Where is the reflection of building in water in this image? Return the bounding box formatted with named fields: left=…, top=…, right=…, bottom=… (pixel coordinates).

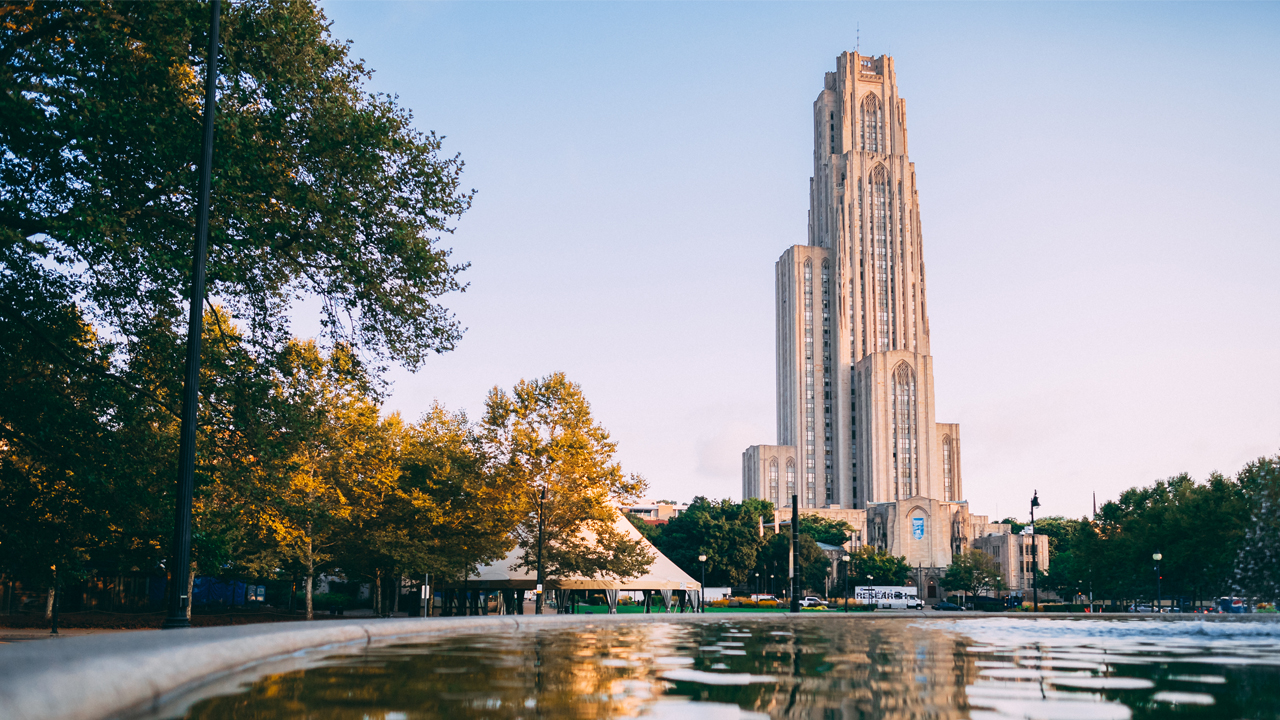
left=742, top=52, right=1043, bottom=596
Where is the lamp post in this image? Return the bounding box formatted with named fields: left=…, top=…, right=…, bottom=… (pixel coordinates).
left=535, top=485, right=546, bottom=615
left=842, top=554, right=851, bottom=612
left=698, top=554, right=707, bottom=613
left=770, top=574, right=775, bottom=595
left=1030, top=491, right=1041, bottom=613
left=1152, top=552, right=1163, bottom=612
left=162, top=0, right=221, bottom=631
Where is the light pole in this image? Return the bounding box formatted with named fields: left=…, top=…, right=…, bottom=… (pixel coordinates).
left=1152, top=552, right=1163, bottom=612
left=536, top=485, right=546, bottom=614
left=1030, top=491, right=1041, bottom=613
left=162, top=0, right=221, bottom=632
left=770, top=574, right=775, bottom=595
left=842, top=554, right=851, bottom=612
left=698, top=554, right=707, bottom=613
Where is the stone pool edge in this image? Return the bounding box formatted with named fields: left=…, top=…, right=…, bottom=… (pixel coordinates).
left=0, top=612, right=772, bottom=720
left=2, top=611, right=1274, bottom=720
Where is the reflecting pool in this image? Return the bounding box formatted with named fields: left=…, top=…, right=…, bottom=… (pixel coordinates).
left=173, top=617, right=1280, bottom=719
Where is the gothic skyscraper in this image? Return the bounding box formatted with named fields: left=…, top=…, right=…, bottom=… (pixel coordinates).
left=744, top=52, right=1001, bottom=577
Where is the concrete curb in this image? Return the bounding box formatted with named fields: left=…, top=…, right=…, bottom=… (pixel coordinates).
left=0, top=613, right=739, bottom=720
left=1, top=611, right=1273, bottom=720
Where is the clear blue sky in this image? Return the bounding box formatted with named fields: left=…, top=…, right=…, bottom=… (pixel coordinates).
left=311, top=1, right=1280, bottom=521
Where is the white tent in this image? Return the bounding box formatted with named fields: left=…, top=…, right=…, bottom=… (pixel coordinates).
left=462, top=508, right=701, bottom=609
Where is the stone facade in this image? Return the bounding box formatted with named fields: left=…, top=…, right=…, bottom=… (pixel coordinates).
left=742, top=51, right=1036, bottom=583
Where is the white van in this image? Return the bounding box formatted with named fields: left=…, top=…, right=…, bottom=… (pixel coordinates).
left=853, top=586, right=923, bottom=610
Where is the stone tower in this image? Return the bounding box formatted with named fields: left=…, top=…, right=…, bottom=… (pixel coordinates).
left=744, top=52, right=989, bottom=574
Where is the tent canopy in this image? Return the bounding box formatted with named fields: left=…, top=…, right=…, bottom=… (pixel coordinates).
left=461, top=508, right=700, bottom=592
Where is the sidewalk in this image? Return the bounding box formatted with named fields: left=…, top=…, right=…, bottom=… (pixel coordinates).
left=0, top=627, right=155, bottom=643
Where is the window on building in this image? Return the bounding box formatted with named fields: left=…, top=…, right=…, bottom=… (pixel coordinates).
left=860, top=93, right=883, bottom=154
left=942, top=435, right=954, bottom=501
left=871, top=165, right=892, bottom=352
left=786, top=460, right=796, bottom=506
left=769, top=459, right=779, bottom=505
left=891, top=362, right=918, bottom=499
left=803, top=260, right=816, bottom=508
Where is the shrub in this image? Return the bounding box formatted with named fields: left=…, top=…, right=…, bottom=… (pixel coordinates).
left=709, top=599, right=731, bottom=608
left=758, top=600, right=778, bottom=609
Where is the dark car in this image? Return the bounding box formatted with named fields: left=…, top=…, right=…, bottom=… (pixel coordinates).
left=933, top=601, right=964, bottom=611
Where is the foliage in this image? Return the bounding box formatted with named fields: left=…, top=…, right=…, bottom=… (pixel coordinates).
left=1234, top=456, right=1280, bottom=599
left=845, top=546, right=912, bottom=587
left=941, top=550, right=1006, bottom=597
left=481, top=372, right=651, bottom=583
left=652, top=496, right=770, bottom=586
left=759, top=531, right=831, bottom=594
left=798, top=515, right=856, bottom=547
left=1, top=0, right=471, bottom=368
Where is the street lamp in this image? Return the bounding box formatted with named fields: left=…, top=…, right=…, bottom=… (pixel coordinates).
left=770, top=574, right=775, bottom=595
left=1030, top=491, right=1041, bottom=613
left=1152, top=552, right=1163, bottom=612
left=698, top=554, right=707, bottom=613
left=162, top=0, right=222, bottom=632
left=842, top=554, right=851, bottom=612
left=755, top=571, right=760, bottom=596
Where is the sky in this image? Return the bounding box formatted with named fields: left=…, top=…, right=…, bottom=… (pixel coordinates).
left=309, top=1, right=1280, bottom=522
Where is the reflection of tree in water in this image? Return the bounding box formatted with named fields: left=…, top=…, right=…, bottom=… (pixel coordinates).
left=182, top=621, right=976, bottom=720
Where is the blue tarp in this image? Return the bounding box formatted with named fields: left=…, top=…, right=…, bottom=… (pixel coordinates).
left=192, top=577, right=247, bottom=606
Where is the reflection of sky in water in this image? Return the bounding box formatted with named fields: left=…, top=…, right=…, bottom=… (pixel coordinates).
left=173, top=618, right=1280, bottom=719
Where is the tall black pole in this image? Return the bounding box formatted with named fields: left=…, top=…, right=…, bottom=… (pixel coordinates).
left=1030, top=490, right=1040, bottom=614
left=535, top=485, right=546, bottom=614
left=790, top=495, right=800, bottom=613
left=162, top=0, right=220, bottom=631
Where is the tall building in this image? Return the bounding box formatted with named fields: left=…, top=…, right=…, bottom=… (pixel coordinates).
left=743, top=52, right=1021, bottom=590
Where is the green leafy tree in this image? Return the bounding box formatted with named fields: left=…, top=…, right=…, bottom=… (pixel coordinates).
left=654, top=497, right=769, bottom=587
left=759, top=532, right=830, bottom=595
left=798, top=515, right=856, bottom=547
left=1234, top=455, right=1280, bottom=600
left=846, top=546, right=912, bottom=587
left=1, top=0, right=471, bottom=367
left=481, top=373, right=652, bottom=599
left=941, top=550, right=1005, bottom=600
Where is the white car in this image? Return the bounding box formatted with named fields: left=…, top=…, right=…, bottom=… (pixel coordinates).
left=799, top=596, right=828, bottom=608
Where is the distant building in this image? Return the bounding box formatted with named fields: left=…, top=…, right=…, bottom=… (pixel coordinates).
left=741, top=51, right=1044, bottom=597
left=971, top=528, right=1051, bottom=595
left=623, top=501, right=689, bottom=526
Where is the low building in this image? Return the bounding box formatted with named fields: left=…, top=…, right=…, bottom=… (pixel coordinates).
left=971, top=527, right=1051, bottom=595
left=623, top=501, right=690, bottom=526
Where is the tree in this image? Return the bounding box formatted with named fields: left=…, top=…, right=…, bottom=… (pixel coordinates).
left=1, top=1, right=472, bottom=369
left=798, top=515, right=856, bottom=547
left=1235, top=455, right=1280, bottom=601
left=846, top=546, right=911, bottom=587
left=759, top=532, right=830, bottom=595
left=386, top=405, right=525, bottom=595
left=481, top=373, right=652, bottom=598
left=941, top=550, right=1005, bottom=600
left=654, top=497, right=769, bottom=587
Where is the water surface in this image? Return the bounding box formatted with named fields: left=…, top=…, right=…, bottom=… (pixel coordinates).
left=175, top=617, right=1280, bottom=719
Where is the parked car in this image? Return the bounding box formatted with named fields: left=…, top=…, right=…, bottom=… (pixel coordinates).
left=751, top=594, right=778, bottom=603
left=799, top=596, right=828, bottom=608
left=933, top=601, right=964, bottom=611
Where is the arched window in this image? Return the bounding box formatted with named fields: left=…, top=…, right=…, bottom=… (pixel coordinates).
left=769, top=459, right=779, bottom=505
left=803, top=260, right=815, bottom=508
left=785, top=460, right=796, bottom=506
left=942, top=435, right=954, bottom=501
left=871, top=165, right=891, bottom=352
left=891, top=362, right=918, bottom=499
left=860, top=93, right=884, bottom=154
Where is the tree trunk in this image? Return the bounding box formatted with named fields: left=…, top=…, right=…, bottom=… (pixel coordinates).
left=45, top=586, right=54, bottom=619
left=187, top=563, right=196, bottom=621
left=305, top=540, right=315, bottom=621
left=375, top=568, right=383, bottom=617
left=393, top=576, right=401, bottom=614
